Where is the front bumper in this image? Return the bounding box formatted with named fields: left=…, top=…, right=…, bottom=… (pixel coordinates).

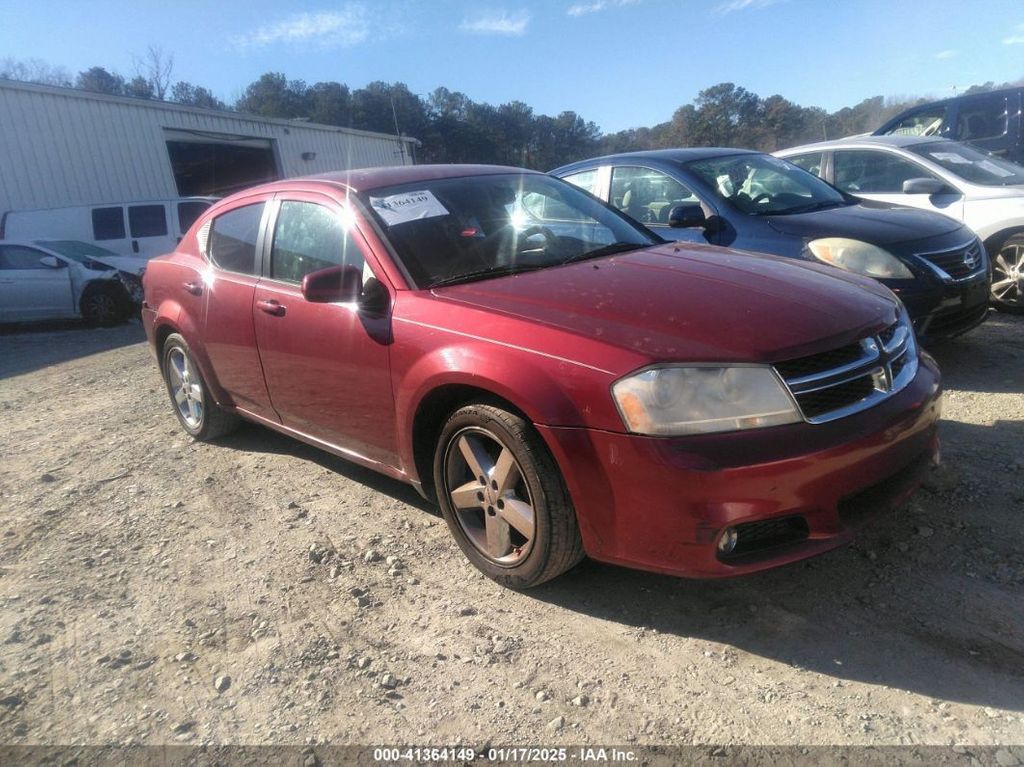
left=895, top=271, right=990, bottom=338
left=537, top=354, right=942, bottom=579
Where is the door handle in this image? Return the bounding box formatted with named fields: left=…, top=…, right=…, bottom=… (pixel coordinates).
left=132, top=240, right=139, bottom=254
left=182, top=281, right=202, bottom=296
left=256, top=299, right=286, bottom=316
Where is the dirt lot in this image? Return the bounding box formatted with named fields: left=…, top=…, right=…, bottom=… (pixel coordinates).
left=0, top=313, right=1022, bottom=752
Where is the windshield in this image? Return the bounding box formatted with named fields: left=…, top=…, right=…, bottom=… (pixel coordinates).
left=360, top=173, right=658, bottom=288
left=36, top=240, right=120, bottom=262
left=686, top=153, right=849, bottom=215
left=908, top=141, right=1024, bottom=187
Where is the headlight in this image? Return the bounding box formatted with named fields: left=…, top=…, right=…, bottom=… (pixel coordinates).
left=806, top=238, right=913, bottom=279
left=611, top=366, right=802, bottom=436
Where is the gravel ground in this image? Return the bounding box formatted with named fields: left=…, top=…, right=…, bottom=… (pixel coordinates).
left=0, top=313, right=1022, bottom=751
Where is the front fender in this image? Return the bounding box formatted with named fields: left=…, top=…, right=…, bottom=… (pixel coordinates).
left=394, top=338, right=619, bottom=482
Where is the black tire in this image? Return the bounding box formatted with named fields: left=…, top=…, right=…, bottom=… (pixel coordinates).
left=990, top=233, right=1024, bottom=314
left=433, top=403, right=585, bottom=589
left=81, top=284, right=127, bottom=326
left=161, top=333, right=239, bottom=441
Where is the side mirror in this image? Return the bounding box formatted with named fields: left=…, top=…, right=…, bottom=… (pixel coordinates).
left=301, top=265, right=362, bottom=303
left=668, top=203, right=707, bottom=229
left=902, top=178, right=947, bottom=195
left=39, top=256, right=65, bottom=269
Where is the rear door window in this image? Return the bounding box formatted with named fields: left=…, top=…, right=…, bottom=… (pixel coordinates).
left=562, top=169, right=601, bottom=197
left=208, top=203, right=265, bottom=275
left=128, top=204, right=169, bottom=238
left=92, top=207, right=126, bottom=241
left=786, top=152, right=825, bottom=177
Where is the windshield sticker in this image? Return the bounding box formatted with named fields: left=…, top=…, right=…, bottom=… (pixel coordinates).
left=976, top=160, right=1014, bottom=177
left=929, top=152, right=971, bottom=164
left=369, top=190, right=449, bottom=226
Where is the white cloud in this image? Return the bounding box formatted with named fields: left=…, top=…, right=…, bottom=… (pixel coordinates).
left=934, top=49, right=958, bottom=60
left=459, top=9, right=531, bottom=35
left=714, top=0, right=783, bottom=14
left=567, top=0, right=640, bottom=17
left=1003, top=24, right=1024, bottom=45
left=232, top=7, right=370, bottom=49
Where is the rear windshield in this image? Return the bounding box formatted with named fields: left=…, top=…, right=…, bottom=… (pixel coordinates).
left=359, top=173, right=657, bottom=288
left=908, top=141, right=1024, bottom=186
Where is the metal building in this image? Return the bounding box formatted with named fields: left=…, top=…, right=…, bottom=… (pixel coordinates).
left=0, top=79, right=418, bottom=214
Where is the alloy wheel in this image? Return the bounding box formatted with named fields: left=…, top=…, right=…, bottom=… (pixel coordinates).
left=444, top=427, right=536, bottom=565
left=992, top=242, right=1023, bottom=308
left=167, top=348, right=204, bottom=429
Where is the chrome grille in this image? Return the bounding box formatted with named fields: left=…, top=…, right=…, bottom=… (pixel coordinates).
left=774, top=315, right=918, bottom=424
left=917, top=239, right=985, bottom=281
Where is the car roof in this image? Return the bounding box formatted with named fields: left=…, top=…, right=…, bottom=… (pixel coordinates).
left=777, top=135, right=955, bottom=153
left=251, top=164, right=541, bottom=196
left=553, top=147, right=760, bottom=173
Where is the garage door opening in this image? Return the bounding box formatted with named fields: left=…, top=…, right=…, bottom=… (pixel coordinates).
left=164, top=129, right=280, bottom=197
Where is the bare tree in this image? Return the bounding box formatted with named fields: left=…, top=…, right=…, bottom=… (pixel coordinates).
left=1, top=57, right=72, bottom=86
left=132, top=45, right=174, bottom=100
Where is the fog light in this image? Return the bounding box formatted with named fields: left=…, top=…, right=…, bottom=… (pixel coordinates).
left=717, top=526, right=738, bottom=555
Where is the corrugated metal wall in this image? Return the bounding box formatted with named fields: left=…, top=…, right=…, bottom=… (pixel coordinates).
left=0, top=80, right=416, bottom=213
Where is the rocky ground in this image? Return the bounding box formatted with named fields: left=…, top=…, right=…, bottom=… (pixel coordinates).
left=0, top=313, right=1022, bottom=756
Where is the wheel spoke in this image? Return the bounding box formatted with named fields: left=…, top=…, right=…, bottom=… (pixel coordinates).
left=499, top=498, right=535, bottom=539
left=169, top=358, right=185, bottom=384
left=174, top=387, right=187, bottom=406
left=188, top=399, right=201, bottom=423
left=458, top=435, right=493, bottom=481
left=491, top=447, right=520, bottom=496
left=992, top=278, right=1015, bottom=291
left=485, top=513, right=512, bottom=558
left=450, top=480, right=481, bottom=510
left=994, top=281, right=1017, bottom=299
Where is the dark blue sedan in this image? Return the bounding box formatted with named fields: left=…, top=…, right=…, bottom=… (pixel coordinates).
left=552, top=149, right=991, bottom=337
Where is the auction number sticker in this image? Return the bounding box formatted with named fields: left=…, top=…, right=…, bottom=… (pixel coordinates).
left=369, top=190, right=449, bottom=226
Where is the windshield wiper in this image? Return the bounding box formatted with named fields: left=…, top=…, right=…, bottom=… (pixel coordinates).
left=428, top=263, right=547, bottom=289
left=561, top=241, right=646, bottom=265
left=765, top=200, right=848, bottom=216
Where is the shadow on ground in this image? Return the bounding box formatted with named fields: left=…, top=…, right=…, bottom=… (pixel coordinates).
left=924, top=310, right=1024, bottom=394
left=0, top=321, right=145, bottom=379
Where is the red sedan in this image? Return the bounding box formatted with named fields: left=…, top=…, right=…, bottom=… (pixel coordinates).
left=142, top=165, right=941, bottom=588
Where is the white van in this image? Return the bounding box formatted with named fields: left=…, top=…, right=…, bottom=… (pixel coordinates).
left=1, top=197, right=217, bottom=258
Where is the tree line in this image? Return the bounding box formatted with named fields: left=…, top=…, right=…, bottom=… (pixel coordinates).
left=2, top=53, right=1020, bottom=170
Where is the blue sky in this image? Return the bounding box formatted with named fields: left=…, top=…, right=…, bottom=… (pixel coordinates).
left=2, top=0, right=1023, bottom=133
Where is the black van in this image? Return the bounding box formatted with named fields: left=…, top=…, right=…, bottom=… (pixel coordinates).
left=873, top=87, right=1023, bottom=164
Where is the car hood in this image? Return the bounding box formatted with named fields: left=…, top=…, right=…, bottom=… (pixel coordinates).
left=960, top=183, right=1024, bottom=202
left=90, top=255, right=149, bottom=275
left=765, top=201, right=963, bottom=245
left=435, top=243, right=899, bottom=364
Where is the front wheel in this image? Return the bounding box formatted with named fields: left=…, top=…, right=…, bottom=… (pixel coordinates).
left=81, top=285, right=127, bottom=325
left=991, top=234, right=1024, bottom=313
left=433, top=403, right=585, bottom=589
left=161, top=333, right=239, bottom=441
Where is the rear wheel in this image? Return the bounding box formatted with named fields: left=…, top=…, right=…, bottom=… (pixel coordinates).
left=433, top=403, right=584, bottom=589
left=161, top=333, right=239, bottom=441
left=991, top=234, right=1024, bottom=313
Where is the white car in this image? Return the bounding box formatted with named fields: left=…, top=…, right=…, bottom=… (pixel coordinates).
left=0, top=240, right=144, bottom=324
left=776, top=136, right=1024, bottom=313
